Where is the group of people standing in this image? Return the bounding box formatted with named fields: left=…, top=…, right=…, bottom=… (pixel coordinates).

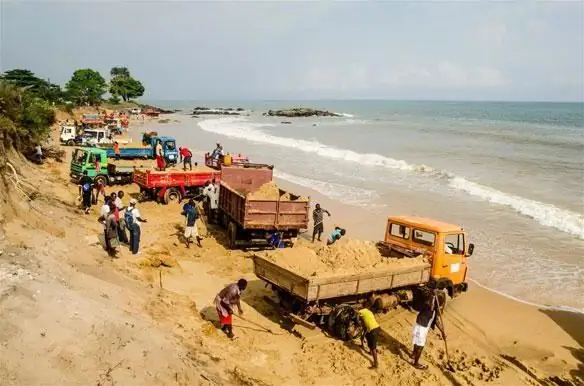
left=78, top=171, right=147, bottom=257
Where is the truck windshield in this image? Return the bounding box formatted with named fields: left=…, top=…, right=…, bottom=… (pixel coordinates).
left=72, top=149, right=88, bottom=164
left=165, top=141, right=176, bottom=151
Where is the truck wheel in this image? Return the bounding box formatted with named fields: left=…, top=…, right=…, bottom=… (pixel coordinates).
left=94, top=175, right=108, bottom=187
left=328, top=305, right=360, bottom=341
left=66, top=139, right=75, bottom=146
left=164, top=188, right=181, bottom=204
left=227, top=222, right=237, bottom=249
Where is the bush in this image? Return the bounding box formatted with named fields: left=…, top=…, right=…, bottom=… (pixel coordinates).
left=0, top=80, right=55, bottom=152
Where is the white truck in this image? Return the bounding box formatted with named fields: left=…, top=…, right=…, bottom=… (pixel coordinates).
left=60, top=125, right=78, bottom=146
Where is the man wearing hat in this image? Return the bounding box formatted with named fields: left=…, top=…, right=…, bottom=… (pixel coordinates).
left=125, top=199, right=148, bottom=254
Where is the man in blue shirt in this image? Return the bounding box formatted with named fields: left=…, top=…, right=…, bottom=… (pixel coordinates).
left=181, top=199, right=202, bottom=248
left=327, top=226, right=346, bottom=246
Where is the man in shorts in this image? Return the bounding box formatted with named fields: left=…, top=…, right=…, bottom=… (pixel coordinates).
left=182, top=199, right=202, bottom=247
left=411, top=292, right=444, bottom=370
left=312, top=203, right=330, bottom=242
left=359, top=305, right=380, bottom=369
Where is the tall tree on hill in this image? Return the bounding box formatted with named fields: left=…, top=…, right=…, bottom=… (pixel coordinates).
left=1, top=69, right=63, bottom=103
left=65, top=69, right=107, bottom=106
left=109, top=66, right=145, bottom=102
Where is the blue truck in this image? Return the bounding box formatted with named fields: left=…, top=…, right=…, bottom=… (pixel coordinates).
left=100, top=135, right=179, bottom=166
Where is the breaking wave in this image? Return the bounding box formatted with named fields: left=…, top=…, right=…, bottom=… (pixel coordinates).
left=198, top=117, right=584, bottom=239
left=273, top=170, right=379, bottom=206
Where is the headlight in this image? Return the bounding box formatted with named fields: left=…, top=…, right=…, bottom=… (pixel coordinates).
left=168, top=155, right=175, bottom=159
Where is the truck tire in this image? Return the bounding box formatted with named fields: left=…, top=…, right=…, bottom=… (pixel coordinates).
left=164, top=188, right=181, bottom=204
left=94, top=175, right=108, bottom=187
left=328, top=304, right=360, bottom=341
left=227, top=222, right=237, bottom=250
left=66, top=139, right=75, bottom=146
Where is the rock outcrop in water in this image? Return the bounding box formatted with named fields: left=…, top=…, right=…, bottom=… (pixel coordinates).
left=264, top=108, right=340, bottom=118
left=191, top=107, right=245, bottom=116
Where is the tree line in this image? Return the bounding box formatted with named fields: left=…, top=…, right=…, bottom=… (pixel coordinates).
left=0, top=66, right=144, bottom=154
left=0, top=67, right=145, bottom=106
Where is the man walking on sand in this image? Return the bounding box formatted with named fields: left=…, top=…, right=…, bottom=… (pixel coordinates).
left=181, top=199, right=202, bottom=248
left=125, top=199, right=147, bottom=255
left=312, top=203, right=331, bottom=242
left=411, top=292, right=444, bottom=370
left=78, top=170, right=93, bottom=214
left=359, top=304, right=381, bottom=369
left=214, top=279, right=248, bottom=339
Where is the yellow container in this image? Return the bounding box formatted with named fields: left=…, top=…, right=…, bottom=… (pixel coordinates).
left=223, top=154, right=232, bottom=166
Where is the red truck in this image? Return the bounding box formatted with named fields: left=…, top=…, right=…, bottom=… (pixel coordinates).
left=133, top=166, right=221, bottom=204
left=217, top=166, right=310, bottom=249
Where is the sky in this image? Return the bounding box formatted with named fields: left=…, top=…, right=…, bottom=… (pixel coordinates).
left=1, top=1, right=583, bottom=101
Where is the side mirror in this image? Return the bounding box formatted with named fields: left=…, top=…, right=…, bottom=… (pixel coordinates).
left=467, top=243, right=475, bottom=256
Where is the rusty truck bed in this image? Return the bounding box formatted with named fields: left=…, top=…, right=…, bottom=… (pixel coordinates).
left=219, top=166, right=309, bottom=231
left=253, top=255, right=431, bottom=302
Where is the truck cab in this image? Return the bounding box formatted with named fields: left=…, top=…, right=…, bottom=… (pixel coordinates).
left=384, top=216, right=474, bottom=296
left=79, top=129, right=111, bottom=146
left=60, top=125, right=77, bottom=146
left=70, top=147, right=108, bottom=184
left=143, top=135, right=178, bottom=166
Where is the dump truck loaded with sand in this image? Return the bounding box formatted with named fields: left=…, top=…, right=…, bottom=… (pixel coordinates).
left=217, top=165, right=310, bottom=249
left=254, top=216, right=474, bottom=340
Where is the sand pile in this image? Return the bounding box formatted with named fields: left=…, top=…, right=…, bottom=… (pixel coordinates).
left=246, top=181, right=309, bottom=201
left=246, top=181, right=281, bottom=200
left=262, top=238, right=427, bottom=277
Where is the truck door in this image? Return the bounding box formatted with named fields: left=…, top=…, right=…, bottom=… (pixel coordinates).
left=442, top=233, right=467, bottom=285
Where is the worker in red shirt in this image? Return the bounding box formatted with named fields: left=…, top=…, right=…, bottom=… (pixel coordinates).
left=179, top=147, right=193, bottom=171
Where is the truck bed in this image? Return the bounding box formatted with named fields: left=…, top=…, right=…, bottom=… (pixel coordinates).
left=253, top=255, right=431, bottom=302
left=107, top=160, right=152, bottom=174
left=133, top=166, right=221, bottom=188
left=220, top=182, right=309, bottom=230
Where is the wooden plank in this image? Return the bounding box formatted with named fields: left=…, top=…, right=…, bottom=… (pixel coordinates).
left=287, top=313, right=317, bottom=330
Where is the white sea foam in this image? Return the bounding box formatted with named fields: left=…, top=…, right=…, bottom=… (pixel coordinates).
left=335, top=112, right=355, bottom=118
left=198, top=117, right=584, bottom=239
left=273, top=170, right=379, bottom=206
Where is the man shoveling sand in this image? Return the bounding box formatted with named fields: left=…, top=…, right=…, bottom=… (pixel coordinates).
left=214, top=279, right=248, bottom=339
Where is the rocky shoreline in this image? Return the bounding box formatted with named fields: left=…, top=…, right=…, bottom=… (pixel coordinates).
left=191, top=107, right=245, bottom=116
left=264, top=108, right=341, bottom=117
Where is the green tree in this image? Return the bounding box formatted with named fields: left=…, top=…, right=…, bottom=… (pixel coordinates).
left=110, top=67, right=130, bottom=78
left=65, top=68, right=107, bottom=106
left=0, top=80, right=55, bottom=150
left=109, top=66, right=145, bottom=102
left=1, top=69, right=63, bottom=103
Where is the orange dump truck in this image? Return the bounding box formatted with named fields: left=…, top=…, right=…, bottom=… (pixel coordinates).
left=253, top=216, right=474, bottom=340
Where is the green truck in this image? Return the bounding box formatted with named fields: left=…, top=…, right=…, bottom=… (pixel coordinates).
left=70, top=147, right=150, bottom=186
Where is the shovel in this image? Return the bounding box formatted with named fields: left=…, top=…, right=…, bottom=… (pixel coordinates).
left=434, top=293, right=456, bottom=372
left=236, top=314, right=283, bottom=335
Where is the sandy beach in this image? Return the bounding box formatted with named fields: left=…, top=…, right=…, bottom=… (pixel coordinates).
left=0, top=111, right=581, bottom=386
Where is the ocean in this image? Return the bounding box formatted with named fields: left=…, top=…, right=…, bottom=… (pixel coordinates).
left=148, top=100, right=584, bottom=311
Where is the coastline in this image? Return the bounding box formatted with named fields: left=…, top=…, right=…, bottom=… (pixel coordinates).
left=144, top=114, right=584, bottom=378
left=4, top=110, right=574, bottom=385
